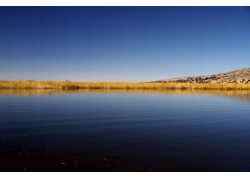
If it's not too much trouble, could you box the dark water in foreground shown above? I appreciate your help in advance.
[0,90,250,172]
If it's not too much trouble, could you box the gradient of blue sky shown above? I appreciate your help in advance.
[0,6,250,81]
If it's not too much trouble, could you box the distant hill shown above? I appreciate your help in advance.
[153,67,250,84]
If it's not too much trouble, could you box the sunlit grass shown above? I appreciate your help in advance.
[1,80,250,90]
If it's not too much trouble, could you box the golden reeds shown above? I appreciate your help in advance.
[1,80,250,90]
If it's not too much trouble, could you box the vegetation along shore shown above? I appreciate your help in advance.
[1,80,250,90]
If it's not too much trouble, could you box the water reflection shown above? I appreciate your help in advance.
[1,88,250,171]
[1,88,250,102]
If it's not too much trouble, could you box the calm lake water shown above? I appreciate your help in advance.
[0,89,250,172]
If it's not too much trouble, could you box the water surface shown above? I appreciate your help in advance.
[0,89,250,171]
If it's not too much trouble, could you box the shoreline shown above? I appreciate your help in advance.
[1,80,250,90]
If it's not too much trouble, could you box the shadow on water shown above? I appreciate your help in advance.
[1,88,250,103]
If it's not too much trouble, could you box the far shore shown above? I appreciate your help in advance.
[1,80,250,90]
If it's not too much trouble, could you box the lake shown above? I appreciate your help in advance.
[0,89,250,172]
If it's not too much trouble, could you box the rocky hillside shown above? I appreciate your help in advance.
[156,67,250,83]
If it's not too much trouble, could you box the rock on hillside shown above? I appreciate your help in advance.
[155,67,250,84]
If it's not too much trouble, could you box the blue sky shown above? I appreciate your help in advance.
[1,6,250,82]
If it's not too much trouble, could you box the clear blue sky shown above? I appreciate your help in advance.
[1,6,250,82]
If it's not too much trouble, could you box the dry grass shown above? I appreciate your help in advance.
[1,80,250,90]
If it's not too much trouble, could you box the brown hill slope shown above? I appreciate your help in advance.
[157,67,250,83]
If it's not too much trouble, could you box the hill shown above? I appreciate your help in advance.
[155,67,250,84]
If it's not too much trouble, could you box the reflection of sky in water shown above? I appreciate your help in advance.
[0,91,250,171]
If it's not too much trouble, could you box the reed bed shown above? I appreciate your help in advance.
[1,80,250,90]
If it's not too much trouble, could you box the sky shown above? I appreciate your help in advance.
[1,6,250,82]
